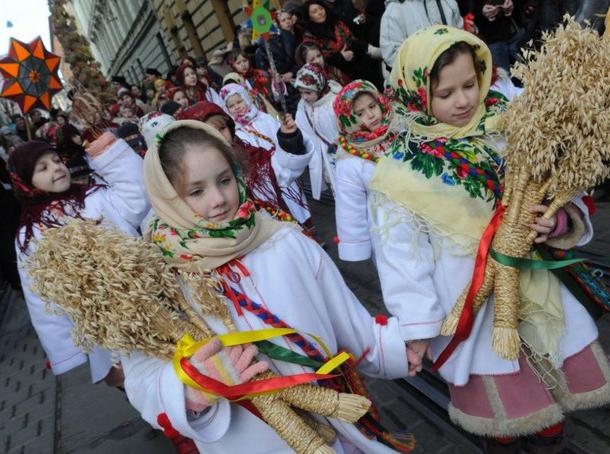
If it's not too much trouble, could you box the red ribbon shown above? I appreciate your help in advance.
[180,357,336,400]
[431,204,506,371]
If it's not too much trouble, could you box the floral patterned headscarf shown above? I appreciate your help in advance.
[388,25,505,140]
[143,119,283,271]
[294,63,327,94]
[219,83,260,126]
[334,80,396,157]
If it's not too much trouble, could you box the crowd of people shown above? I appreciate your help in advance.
[1,1,608,454]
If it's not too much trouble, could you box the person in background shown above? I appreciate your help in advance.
[175,62,224,107]
[294,63,343,201]
[301,0,384,88]
[380,0,463,72]
[475,0,527,71]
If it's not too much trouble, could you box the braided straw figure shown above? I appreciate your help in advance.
[28,219,371,454]
[441,17,610,360]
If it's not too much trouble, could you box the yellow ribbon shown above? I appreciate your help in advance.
[173,328,351,397]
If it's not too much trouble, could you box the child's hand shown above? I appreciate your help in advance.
[529,204,557,243]
[340,45,354,62]
[406,340,431,377]
[185,339,269,412]
[280,114,298,134]
[502,0,514,16]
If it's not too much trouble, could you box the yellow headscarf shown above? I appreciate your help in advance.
[388,25,500,140]
[371,25,507,255]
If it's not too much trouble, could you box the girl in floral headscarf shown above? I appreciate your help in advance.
[294,63,343,200]
[178,101,314,229]
[332,79,397,262]
[220,84,312,225]
[369,25,609,452]
[123,119,416,454]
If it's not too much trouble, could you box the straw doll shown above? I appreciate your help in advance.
[131,119,414,453]
[10,136,149,385]
[368,25,610,452]
[28,218,378,454]
[332,80,397,262]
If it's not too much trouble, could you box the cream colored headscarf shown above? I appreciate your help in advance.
[143,119,285,271]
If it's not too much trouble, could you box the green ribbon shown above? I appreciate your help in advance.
[490,249,587,270]
[256,340,324,369]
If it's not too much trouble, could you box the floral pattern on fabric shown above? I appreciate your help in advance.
[334,79,393,145]
[389,129,504,203]
[294,63,327,94]
[149,180,256,260]
[304,21,352,57]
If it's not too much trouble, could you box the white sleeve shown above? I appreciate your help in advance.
[122,351,232,443]
[370,197,445,341]
[271,135,314,187]
[88,139,150,229]
[206,88,225,108]
[572,196,594,246]
[313,247,409,379]
[17,242,113,382]
[17,247,87,374]
[335,160,371,261]
[380,6,404,69]
[449,1,464,28]
[491,76,524,101]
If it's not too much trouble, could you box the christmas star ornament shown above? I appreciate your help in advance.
[0,36,63,113]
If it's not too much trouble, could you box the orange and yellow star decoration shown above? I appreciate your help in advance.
[0,37,63,113]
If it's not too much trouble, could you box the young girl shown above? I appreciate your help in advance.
[123,119,412,453]
[226,49,285,115]
[333,80,397,262]
[168,87,190,111]
[9,135,149,385]
[294,63,342,200]
[176,62,224,107]
[220,84,311,225]
[178,101,314,227]
[369,25,610,452]
[295,42,351,87]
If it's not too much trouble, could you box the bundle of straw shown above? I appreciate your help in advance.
[441,18,610,360]
[28,219,371,454]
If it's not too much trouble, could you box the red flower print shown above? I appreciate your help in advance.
[236,201,255,219]
[417,87,427,109]
[421,143,443,158]
[456,167,468,179]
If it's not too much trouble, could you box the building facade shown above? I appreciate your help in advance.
[67,0,250,85]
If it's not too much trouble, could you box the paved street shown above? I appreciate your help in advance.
[1,199,609,453]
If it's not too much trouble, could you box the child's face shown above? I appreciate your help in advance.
[278,12,295,31]
[299,88,319,105]
[233,55,250,75]
[205,115,233,143]
[305,49,324,67]
[31,152,71,193]
[173,90,190,108]
[183,66,198,87]
[175,146,239,223]
[226,94,248,117]
[353,93,383,131]
[430,52,480,127]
